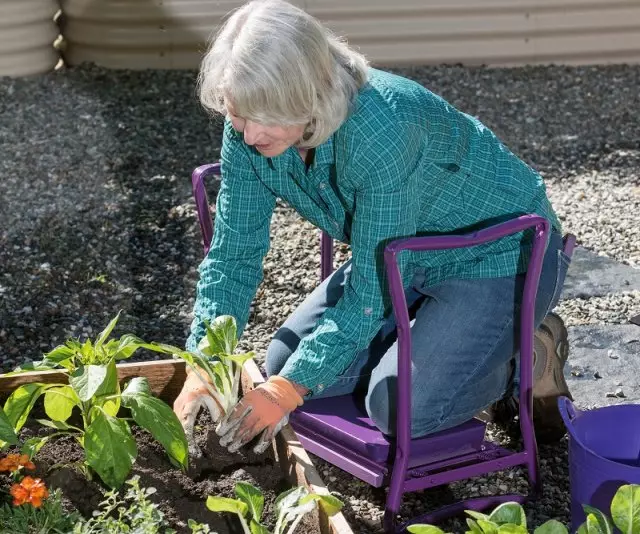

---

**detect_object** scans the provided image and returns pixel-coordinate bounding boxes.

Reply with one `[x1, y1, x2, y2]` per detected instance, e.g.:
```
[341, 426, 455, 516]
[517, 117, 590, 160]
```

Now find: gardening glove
[216, 376, 304, 455]
[173, 365, 224, 458]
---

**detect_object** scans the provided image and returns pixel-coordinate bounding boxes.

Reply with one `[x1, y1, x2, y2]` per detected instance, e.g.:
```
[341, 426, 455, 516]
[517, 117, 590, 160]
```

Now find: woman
[173, 0, 572, 455]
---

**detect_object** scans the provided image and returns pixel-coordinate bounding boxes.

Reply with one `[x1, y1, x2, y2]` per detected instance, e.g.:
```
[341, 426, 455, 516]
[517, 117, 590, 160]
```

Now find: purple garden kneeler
[192, 163, 577, 533]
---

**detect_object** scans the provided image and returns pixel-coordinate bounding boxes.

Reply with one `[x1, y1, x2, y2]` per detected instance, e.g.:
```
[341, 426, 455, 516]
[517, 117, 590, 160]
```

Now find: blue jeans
[266, 232, 570, 438]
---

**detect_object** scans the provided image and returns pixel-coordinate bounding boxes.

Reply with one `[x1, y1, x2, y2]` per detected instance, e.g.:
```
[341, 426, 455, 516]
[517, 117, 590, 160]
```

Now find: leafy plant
[0, 487, 80, 533]
[205, 481, 343, 534]
[73, 475, 178, 534]
[0, 312, 189, 489]
[159, 315, 255, 416]
[407, 501, 568, 534]
[576, 484, 640, 534]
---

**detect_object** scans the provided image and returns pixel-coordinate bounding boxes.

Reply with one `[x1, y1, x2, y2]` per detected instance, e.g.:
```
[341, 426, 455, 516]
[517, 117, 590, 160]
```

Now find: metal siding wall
[60, 0, 640, 69]
[0, 0, 60, 77]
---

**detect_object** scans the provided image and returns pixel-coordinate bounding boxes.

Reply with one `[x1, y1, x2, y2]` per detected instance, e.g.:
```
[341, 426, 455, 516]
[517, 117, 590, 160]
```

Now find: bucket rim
[560, 397, 640, 472]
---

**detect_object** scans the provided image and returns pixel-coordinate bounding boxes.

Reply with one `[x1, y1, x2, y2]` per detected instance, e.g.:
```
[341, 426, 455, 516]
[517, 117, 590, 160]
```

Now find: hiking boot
[532, 312, 572, 443]
[487, 313, 572, 444]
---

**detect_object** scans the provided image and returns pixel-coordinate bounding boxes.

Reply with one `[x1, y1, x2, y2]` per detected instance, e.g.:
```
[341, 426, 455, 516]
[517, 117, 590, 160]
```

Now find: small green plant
[205, 481, 343, 534]
[576, 484, 640, 534]
[407, 501, 568, 534]
[0, 312, 189, 489]
[0, 487, 81, 534]
[163, 315, 256, 417]
[73, 475, 178, 534]
[407, 484, 640, 534]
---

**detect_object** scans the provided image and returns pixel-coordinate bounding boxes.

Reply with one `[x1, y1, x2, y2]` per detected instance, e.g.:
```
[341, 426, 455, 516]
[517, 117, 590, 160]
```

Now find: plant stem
[286, 514, 305, 534]
[237, 512, 252, 534]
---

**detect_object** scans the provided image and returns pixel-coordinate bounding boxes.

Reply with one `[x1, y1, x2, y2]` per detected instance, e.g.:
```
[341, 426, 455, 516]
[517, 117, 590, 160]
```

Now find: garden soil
[11, 409, 321, 534]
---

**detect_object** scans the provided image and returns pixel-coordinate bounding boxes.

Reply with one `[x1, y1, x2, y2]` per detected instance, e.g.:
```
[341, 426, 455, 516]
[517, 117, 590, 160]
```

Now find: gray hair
[197, 0, 369, 147]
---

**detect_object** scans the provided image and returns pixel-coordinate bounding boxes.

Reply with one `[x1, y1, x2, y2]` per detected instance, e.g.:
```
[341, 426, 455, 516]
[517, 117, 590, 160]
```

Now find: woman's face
[227, 105, 305, 158]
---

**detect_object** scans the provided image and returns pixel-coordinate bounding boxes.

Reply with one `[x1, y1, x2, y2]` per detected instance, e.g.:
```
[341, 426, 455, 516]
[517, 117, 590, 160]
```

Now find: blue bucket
[558, 397, 640, 532]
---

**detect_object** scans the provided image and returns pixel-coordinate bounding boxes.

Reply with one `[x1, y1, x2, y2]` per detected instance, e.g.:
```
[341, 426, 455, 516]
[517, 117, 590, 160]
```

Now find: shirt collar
[312, 134, 335, 168]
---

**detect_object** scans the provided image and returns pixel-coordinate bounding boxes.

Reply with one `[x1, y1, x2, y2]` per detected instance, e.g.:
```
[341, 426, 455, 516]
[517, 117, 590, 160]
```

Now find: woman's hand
[173, 366, 224, 458]
[216, 376, 305, 454]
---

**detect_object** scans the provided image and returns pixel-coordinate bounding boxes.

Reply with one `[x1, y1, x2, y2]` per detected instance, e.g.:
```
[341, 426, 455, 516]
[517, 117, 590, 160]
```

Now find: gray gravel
[1, 62, 640, 533]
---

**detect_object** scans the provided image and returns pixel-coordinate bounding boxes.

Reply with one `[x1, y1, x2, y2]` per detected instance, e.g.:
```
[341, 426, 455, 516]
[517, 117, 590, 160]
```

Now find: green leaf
[122, 377, 151, 396]
[205, 496, 249, 516]
[466, 518, 485, 534]
[250, 520, 271, 534]
[611, 484, 640, 534]
[496, 525, 527, 534]
[94, 360, 120, 417]
[3, 360, 60, 375]
[44, 385, 79, 422]
[299, 493, 344, 516]
[85, 411, 137, 488]
[201, 316, 238, 356]
[3, 382, 51, 432]
[70, 364, 108, 401]
[235, 482, 264, 522]
[110, 334, 151, 361]
[582, 505, 613, 534]
[211, 361, 231, 396]
[275, 486, 307, 516]
[407, 526, 448, 534]
[95, 312, 121, 349]
[35, 418, 75, 431]
[79, 339, 96, 363]
[578, 513, 606, 534]
[220, 352, 255, 366]
[121, 390, 188, 470]
[466, 511, 492, 522]
[0, 407, 18, 446]
[489, 502, 527, 527]
[534, 519, 569, 534]
[478, 520, 499, 534]
[44, 345, 77, 363]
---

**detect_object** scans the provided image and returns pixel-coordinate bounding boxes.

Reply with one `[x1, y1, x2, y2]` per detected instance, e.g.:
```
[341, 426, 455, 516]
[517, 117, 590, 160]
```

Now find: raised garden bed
[0, 358, 353, 533]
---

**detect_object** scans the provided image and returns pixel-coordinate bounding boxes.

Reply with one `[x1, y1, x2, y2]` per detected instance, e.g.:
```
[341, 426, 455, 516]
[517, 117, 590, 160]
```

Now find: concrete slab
[561, 247, 640, 300]
[566, 324, 640, 409]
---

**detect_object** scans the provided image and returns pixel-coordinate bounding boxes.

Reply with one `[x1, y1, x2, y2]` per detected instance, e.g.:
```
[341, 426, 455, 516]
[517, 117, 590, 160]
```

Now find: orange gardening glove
[216, 376, 304, 454]
[173, 366, 224, 458]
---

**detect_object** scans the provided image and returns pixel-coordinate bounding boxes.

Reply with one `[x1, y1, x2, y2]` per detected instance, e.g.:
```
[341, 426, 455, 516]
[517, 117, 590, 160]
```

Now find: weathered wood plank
[0, 359, 187, 402]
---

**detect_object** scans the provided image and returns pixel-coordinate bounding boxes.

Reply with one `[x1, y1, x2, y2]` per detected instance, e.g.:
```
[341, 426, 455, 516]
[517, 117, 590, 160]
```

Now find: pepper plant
[0, 312, 189, 489]
[203, 481, 343, 534]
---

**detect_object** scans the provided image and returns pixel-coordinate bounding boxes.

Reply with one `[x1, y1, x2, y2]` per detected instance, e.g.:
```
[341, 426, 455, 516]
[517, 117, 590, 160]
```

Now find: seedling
[205, 481, 343, 534]
[154, 315, 255, 455]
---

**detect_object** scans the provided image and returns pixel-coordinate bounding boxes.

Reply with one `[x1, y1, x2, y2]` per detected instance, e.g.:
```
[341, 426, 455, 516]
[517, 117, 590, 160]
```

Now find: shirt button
[319, 182, 326, 190]
[317, 384, 324, 392]
[364, 307, 373, 316]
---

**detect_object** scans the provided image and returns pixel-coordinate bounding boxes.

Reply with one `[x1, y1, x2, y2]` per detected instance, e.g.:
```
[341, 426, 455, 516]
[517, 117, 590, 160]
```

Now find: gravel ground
[1, 62, 639, 533]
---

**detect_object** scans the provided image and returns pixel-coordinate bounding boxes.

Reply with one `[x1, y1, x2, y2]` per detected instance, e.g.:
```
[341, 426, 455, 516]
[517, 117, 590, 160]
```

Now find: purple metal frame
[191, 162, 576, 532]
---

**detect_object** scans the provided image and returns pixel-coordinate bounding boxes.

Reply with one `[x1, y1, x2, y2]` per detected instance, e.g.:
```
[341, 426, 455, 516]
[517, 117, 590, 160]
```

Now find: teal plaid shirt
[187, 68, 561, 396]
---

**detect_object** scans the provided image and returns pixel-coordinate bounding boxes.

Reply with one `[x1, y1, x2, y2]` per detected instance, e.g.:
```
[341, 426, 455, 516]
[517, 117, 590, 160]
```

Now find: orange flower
[0, 454, 35, 473]
[10, 476, 49, 508]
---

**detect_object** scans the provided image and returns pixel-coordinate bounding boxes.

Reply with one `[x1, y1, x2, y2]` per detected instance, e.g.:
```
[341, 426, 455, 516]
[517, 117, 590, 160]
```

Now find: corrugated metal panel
[0, 0, 60, 77]
[61, 0, 640, 69]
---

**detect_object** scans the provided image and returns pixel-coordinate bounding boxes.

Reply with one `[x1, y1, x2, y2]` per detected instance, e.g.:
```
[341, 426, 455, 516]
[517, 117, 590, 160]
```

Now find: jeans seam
[436, 315, 514, 426]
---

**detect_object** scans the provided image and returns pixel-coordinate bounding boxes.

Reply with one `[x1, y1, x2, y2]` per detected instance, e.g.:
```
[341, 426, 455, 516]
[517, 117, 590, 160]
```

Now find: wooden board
[0, 358, 354, 534]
